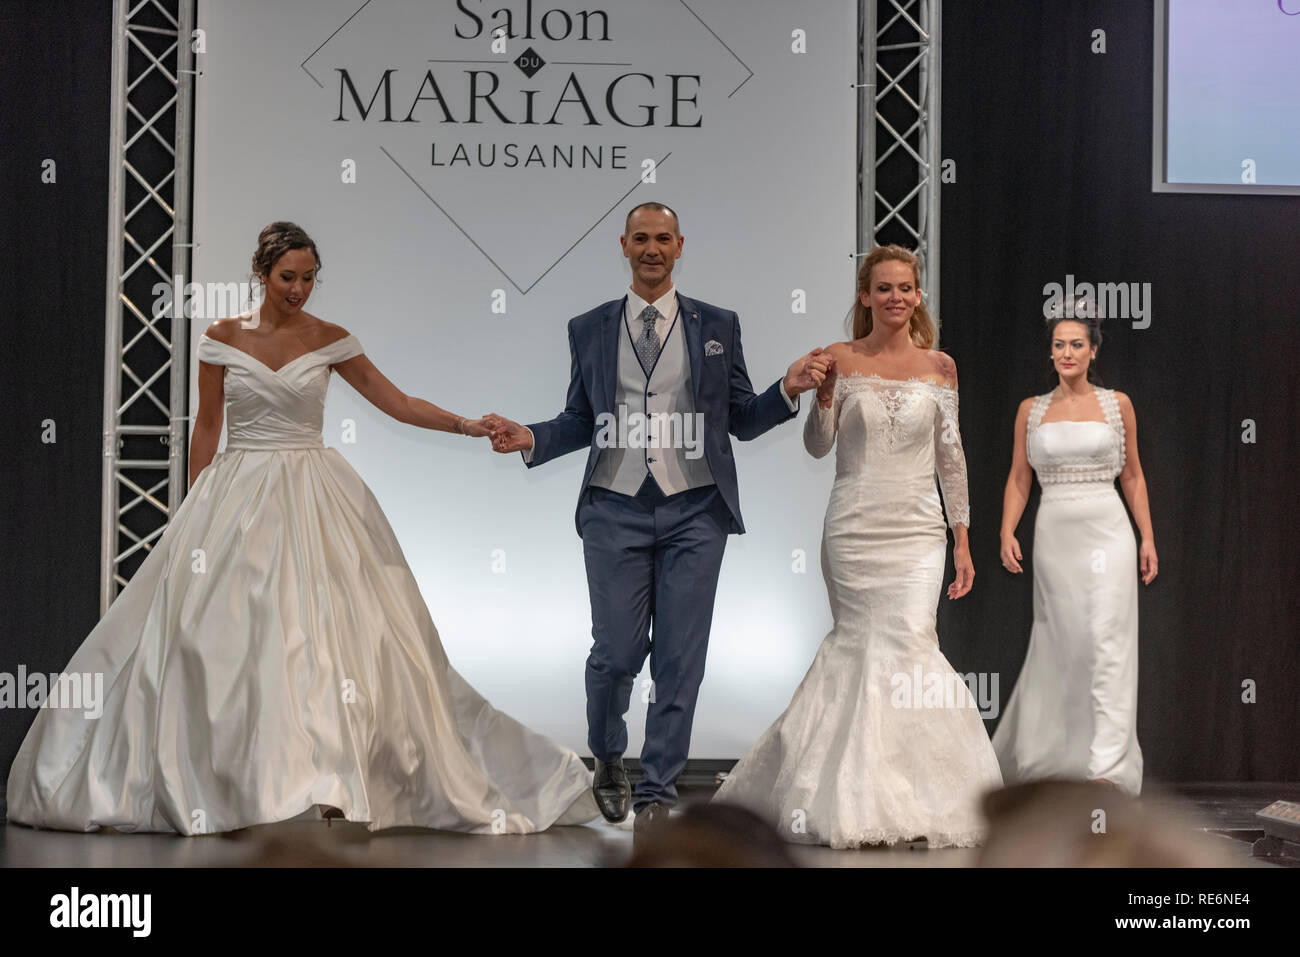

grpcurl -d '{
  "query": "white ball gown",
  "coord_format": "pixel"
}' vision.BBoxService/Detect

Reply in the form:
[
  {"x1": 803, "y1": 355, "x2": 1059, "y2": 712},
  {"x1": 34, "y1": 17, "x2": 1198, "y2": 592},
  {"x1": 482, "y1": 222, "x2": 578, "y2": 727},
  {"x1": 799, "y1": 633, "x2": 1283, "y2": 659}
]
[
  {"x1": 991, "y1": 387, "x2": 1142, "y2": 795},
  {"x1": 5, "y1": 329, "x2": 599, "y2": 834},
  {"x1": 713, "y1": 372, "x2": 1003, "y2": 848}
]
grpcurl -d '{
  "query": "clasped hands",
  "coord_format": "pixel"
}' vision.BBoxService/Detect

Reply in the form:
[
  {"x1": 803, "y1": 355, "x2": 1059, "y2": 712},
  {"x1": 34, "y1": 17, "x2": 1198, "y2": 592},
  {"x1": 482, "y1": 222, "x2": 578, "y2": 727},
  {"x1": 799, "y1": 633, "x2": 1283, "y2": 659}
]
[
  {"x1": 471, "y1": 348, "x2": 835, "y2": 455},
  {"x1": 448, "y1": 414, "x2": 530, "y2": 451},
  {"x1": 784, "y1": 347, "x2": 835, "y2": 402}
]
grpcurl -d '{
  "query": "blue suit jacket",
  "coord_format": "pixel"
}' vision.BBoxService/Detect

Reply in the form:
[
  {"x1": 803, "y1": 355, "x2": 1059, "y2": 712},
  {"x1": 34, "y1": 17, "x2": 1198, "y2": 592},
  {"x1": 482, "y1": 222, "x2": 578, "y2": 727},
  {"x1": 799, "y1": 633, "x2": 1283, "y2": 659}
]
[{"x1": 526, "y1": 293, "x2": 798, "y2": 536}]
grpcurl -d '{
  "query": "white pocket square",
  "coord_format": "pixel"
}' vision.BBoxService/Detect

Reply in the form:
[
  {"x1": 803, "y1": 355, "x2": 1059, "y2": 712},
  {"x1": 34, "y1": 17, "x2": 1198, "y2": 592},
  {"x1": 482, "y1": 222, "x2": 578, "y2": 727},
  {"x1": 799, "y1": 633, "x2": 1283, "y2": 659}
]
[{"x1": 705, "y1": 339, "x2": 724, "y2": 357}]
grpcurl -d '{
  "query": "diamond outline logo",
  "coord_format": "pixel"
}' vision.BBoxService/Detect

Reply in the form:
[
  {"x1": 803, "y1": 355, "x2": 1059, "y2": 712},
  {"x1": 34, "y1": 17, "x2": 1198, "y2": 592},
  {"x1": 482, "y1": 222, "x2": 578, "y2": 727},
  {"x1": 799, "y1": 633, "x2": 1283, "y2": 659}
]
[{"x1": 299, "y1": 1, "x2": 754, "y2": 295}]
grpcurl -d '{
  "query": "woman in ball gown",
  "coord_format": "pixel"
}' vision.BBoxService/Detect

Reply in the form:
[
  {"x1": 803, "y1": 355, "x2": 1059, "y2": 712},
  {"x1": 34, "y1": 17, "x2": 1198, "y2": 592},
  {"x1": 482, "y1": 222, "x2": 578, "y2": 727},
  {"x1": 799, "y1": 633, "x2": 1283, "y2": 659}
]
[
  {"x1": 993, "y1": 297, "x2": 1155, "y2": 796},
  {"x1": 713, "y1": 245, "x2": 1002, "y2": 849},
  {"x1": 6, "y1": 222, "x2": 599, "y2": 835}
]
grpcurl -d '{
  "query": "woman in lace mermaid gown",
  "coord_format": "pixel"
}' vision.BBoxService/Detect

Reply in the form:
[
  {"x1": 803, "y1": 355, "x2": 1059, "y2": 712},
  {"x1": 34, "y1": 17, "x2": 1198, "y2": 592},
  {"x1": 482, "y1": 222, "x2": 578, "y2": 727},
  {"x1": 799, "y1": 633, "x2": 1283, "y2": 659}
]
[
  {"x1": 713, "y1": 246, "x2": 1002, "y2": 848},
  {"x1": 6, "y1": 222, "x2": 598, "y2": 834},
  {"x1": 994, "y1": 303, "x2": 1156, "y2": 796}
]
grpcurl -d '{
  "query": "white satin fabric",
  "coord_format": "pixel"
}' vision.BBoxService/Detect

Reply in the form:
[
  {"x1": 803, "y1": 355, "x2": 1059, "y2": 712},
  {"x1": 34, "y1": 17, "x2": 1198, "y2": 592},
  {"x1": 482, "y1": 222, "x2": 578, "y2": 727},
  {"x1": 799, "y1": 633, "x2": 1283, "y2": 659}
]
[
  {"x1": 992, "y1": 388, "x2": 1142, "y2": 795},
  {"x1": 6, "y1": 332, "x2": 598, "y2": 834},
  {"x1": 714, "y1": 374, "x2": 1002, "y2": 848}
]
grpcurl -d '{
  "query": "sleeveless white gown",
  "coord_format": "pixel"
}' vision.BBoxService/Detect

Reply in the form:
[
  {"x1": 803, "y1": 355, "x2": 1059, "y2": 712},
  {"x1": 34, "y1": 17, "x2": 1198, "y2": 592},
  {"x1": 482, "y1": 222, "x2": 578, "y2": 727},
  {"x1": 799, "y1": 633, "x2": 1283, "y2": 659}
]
[
  {"x1": 713, "y1": 373, "x2": 1003, "y2": 848},
  {"x1": 5, "y1": 331, "x2": 598, "y2": 834},
  {"x1": 991, "y1": 387, "x2": 1143, "y2": 795}
]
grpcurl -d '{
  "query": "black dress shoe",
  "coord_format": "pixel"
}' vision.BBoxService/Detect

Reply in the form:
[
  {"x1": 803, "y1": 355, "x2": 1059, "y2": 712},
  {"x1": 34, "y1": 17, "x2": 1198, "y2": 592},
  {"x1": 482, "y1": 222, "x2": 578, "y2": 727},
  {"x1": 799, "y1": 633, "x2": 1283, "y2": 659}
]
[
  {"x1": 633, "y1": 801, "x2": 670, "y2": 837},
  {"x1": 592, "y1": 758, "x2": 631, "y2": 823}
]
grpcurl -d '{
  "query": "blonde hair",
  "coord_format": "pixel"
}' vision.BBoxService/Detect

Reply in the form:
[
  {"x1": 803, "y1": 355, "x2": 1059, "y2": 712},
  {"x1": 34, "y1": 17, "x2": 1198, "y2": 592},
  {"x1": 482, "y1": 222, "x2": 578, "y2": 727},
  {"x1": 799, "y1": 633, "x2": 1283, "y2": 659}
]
[{"x1": 851, "y1": 244, "x2": 936, "y2": 348}]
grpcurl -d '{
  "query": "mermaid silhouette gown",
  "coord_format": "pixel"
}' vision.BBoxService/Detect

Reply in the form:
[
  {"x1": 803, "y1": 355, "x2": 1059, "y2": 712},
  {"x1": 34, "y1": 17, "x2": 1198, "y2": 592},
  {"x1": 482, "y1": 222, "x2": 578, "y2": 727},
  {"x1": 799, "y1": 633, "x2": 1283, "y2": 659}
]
[
  {"x1": 991, "y1": 388, "x2": 1142, "y2": 795},
  {"x1": 713, "y1": 373, "x2": 1003, "y2": 848},
  {"x1": 6, "y1": 330, "x2": 598, "y2": 834}
]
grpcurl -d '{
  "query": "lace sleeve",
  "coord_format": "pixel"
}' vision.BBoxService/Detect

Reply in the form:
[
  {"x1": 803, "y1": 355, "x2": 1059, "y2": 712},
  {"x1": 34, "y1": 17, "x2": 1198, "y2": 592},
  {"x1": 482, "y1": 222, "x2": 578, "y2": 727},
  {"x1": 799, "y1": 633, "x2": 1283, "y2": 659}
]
[
  {"x1": 932, "y1": 386, "x2": 970, "y2": 529},
  {"x1": 803, "y1": 383, "x2": 839, "y2": 459}
]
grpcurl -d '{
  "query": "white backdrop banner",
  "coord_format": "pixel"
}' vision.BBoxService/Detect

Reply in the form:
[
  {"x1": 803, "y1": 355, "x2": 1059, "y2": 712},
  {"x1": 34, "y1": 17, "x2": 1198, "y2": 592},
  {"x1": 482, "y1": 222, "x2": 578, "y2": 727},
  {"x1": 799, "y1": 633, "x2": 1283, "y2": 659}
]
[{"x1": 190, "y1": 0, "x2": 857, "y2": 757}]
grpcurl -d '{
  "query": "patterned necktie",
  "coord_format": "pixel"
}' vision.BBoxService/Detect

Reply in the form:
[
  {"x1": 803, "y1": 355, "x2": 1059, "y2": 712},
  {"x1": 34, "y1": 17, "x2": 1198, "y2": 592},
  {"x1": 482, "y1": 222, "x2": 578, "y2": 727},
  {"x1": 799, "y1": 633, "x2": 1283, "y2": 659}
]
[{"x1": 635, "y1": 305, "x2": 662, "y2": 374}]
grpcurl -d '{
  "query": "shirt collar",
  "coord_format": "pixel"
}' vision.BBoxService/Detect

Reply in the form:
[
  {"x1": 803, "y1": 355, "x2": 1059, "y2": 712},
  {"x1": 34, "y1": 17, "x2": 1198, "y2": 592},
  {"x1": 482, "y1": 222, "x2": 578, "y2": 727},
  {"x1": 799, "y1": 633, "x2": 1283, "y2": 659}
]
[{"x1": 626, "y1": 284, "x2": 677, "y2": 322}]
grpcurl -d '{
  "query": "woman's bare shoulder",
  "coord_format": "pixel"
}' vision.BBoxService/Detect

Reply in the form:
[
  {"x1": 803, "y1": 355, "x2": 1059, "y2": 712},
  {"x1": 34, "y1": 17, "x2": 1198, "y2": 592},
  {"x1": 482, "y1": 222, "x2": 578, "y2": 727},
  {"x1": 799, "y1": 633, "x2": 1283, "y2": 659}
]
[
  {"x1": 310, "y1": 316, "x2": 350, "y2": 346},
  {"x1": 926, "y1": 348, "x2": 957, "y2": 384},
  {"x1": 203, "y1": 317, "x2": 243, "y2": 344}
]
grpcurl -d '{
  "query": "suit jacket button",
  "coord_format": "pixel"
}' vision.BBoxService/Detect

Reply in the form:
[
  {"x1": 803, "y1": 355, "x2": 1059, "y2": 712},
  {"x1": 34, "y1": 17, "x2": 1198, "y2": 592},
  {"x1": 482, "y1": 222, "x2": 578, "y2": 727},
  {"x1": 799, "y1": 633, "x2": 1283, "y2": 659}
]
[{"x1": 647, "y1": 457, "x2": 656, "y2": 463}]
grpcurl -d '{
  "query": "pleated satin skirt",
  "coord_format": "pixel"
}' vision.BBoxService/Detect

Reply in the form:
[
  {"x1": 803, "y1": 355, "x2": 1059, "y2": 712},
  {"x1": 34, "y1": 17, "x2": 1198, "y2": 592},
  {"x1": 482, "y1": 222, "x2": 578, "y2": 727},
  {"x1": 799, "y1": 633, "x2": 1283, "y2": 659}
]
[{"x1": 6, "y1": 446, "x2": 597, "y2": 834}]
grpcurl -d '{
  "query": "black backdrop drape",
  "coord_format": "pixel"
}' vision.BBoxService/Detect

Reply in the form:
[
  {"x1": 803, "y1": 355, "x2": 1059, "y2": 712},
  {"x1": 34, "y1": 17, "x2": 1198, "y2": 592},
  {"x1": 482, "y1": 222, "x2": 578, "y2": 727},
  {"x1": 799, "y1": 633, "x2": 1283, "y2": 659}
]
[
  {"x1": 0, "y1": 0, "x2": 112, "y2": 819},
  {"x1": 936, "y1": 0, "x2": 1298, "y2": 783},
  {"x1": 1, "y1": 2, "x2": 1295, "y2": 821}
]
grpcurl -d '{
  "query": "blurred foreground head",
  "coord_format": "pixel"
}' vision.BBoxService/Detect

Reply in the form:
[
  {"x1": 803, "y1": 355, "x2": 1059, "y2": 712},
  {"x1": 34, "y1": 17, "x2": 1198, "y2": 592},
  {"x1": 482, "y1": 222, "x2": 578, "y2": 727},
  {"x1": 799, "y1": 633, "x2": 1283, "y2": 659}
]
[
  {"x1": 626, "y1": 802, "x2": 798, "y2": 868},
  {"x1": 978, "y1": 781, "x2": 1233, "y2": 867}
]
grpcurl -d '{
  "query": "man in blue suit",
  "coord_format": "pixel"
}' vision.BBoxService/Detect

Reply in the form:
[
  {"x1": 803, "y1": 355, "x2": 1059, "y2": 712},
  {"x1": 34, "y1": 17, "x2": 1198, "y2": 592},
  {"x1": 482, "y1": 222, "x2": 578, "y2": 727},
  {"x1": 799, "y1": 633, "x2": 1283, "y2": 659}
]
[{"x1": 485, "y1": 203, "x2": 830, "y2": 835}]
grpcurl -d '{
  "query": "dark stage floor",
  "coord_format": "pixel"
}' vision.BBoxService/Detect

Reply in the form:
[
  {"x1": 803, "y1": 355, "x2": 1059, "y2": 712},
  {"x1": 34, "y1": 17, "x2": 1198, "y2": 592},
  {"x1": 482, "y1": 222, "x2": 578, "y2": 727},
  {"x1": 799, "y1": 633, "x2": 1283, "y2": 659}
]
[{"x1": 2, "y1": 782, "x2": 1294, "y2": 868}]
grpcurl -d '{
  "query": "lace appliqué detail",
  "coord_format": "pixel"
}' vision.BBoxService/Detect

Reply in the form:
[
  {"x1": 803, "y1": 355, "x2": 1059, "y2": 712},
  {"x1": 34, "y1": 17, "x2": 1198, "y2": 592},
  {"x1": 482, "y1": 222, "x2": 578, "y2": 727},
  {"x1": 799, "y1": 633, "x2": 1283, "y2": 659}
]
[
  {"x1": 869, "y1": 385, "x2": 928, "y2": 450},
  {"x1": 1097, "y1": 387, "x2": 1127, "y2": 473},
  {"x1": 1028, "y1": 388, "x2": 1125, "y2": 484},
  {"x1": 806, "y1": 372, "x2": 969, "y2": 529},
  {"x1": 1027, "y1": 393, "x2": 1050, "y2": 433},
  {"x1": 929, "y1": 385, "x2": 970, "y2": 528},
  {"x1": 803, "y1": 386, "x2": 840, "y2": 460},
  {"x1": 835, "y1": 371, "x2": 954, "y2": 390}
]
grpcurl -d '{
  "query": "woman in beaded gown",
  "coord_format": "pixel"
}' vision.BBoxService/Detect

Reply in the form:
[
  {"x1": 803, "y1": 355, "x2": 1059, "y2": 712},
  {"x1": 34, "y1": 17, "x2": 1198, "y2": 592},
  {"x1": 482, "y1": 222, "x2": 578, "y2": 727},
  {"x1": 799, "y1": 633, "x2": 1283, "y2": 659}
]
[
  {"x1": 713, "y1": 246, "x2": 1002, "y2": 849},
  {"x1": 993, "y1": 298, "x2": 1156, "y2": 796},
  {"x1": 6, "y1": 222, "x2": 599, "y2": 835}
]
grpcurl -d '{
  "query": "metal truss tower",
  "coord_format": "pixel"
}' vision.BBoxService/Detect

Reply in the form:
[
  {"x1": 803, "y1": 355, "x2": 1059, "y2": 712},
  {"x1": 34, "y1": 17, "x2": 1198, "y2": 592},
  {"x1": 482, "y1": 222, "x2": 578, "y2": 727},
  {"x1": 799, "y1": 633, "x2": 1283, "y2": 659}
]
[
  {"x1": 859, "y1": 0, "x2": 942, "y2": 324},
  {"x1": 101, "y1": 0, "x2": 197, "y2": 611}
]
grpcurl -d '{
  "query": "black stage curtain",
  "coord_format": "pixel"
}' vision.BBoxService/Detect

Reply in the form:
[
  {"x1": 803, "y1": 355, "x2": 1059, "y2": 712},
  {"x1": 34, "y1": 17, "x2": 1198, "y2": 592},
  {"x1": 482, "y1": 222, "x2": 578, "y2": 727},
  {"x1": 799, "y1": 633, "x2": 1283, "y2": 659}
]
[
  {"x1": 936, "y1": 0, "x2": 1298, "y2": 783},
  {"x1": 0, "y1": 0, "x2": 111, "y2": 816}
]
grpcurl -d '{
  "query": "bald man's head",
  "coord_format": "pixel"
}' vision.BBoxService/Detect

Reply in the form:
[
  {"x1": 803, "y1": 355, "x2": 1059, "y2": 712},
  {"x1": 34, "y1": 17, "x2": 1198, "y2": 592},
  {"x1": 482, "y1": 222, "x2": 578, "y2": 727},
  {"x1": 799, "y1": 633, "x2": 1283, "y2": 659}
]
[{"x1": 624, "y1": 202, "x2": 680, "y2": 237}]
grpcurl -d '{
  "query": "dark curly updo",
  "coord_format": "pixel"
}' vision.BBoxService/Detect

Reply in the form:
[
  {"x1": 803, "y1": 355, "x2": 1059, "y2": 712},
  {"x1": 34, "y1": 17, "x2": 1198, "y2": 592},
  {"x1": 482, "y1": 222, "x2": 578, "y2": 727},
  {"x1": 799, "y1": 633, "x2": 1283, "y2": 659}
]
[
  {"x1": 250, "y1": 221, "x2": 321, "y2": 291},
  {"x1": 1043, "y1": 293, "x2": 1103, "y2": 386}
]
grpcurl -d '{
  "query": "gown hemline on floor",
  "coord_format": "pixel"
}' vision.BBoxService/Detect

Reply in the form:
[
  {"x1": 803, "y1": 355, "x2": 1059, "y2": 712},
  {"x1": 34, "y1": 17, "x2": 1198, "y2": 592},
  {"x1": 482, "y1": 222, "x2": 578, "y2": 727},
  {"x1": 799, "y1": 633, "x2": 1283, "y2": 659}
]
[
  {"x1": 6, "y1": 328, "x2": 599, "y2": 836},
  {"x1": 712, "y1": 373, "x2": 1003, "y2": 850},
  {"x1": 991, "y1": 388, "x2": 1143, "y2": 797}
]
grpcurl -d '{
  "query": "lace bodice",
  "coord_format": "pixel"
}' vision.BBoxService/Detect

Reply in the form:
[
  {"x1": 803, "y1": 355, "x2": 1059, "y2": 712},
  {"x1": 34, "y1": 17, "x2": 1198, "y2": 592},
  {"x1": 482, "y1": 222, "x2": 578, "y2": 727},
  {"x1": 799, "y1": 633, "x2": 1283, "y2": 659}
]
[
  {"x1": 804, "y1": 372, "x2": 970, "y2": 528},
  {"x1": 196, "y1": 333, "x2": 363, "y2": 450},
  {"x1": 1026, "y1": 387, "x2": 1125, "y2": 486}
]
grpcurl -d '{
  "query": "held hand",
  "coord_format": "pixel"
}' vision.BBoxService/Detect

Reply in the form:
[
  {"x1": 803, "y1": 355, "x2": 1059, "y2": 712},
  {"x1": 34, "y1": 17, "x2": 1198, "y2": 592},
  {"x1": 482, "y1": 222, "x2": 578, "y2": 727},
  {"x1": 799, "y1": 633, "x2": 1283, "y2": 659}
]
[
  {"x1": 948, "y1": 546, "x2": 974, "y2": 599},
  {"x1": 484, "y1": 413, "x2": 533, "y2": 454},
  {"x1": 1139, "y1": 540, "x2": 1158, "y2": 585},
  {"x1": 783, "y1": 348, "x2": 834, "y2": 398},
  {"x1": 816, "y1": 354, "x2": 838, "y2": 409},
  {"x1": 1000, "y1": 535, "x2": 1023, "y2": 574},
  {"x1": 459, "y1": 417, "x2": 492, "y2": 439}
]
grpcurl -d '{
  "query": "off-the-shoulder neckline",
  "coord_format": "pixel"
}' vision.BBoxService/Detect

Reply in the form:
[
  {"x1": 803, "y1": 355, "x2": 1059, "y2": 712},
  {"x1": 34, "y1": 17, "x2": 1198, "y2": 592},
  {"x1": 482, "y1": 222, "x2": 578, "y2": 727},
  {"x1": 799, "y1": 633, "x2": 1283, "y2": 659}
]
[
  {"x1": 199, "y1": 333, "x2": 356, "y2": 375},
  {"x1": 837, "y1": 370, "x2": 957, "y2": 391}
]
